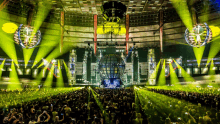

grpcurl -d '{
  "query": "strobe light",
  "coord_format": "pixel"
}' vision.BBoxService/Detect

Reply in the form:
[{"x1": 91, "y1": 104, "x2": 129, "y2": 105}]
[
  {"x1": 14, "y1": 24, "x2": 41, "y2": 49},
  {"x1": 101, "y1": 1, "x2": 127, "y2": 22}
]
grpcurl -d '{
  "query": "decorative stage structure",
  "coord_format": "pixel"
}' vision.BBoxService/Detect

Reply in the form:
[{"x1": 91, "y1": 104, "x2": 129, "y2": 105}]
[
  {"x1": 14, "y1": 24, "x2": 41, "y2": 49},
  {"x1": 99, "y1": 54, "x2": 125, "y2": 88},
  {"x1": 185, "y1": 23, "x2": 212, "y2": 47},
  {"x1": 148, "y1": 49, "x2": 156, "y2": 85},
  {"x1": 68, "y1": 50, "x2": 76, "y2": 84}
]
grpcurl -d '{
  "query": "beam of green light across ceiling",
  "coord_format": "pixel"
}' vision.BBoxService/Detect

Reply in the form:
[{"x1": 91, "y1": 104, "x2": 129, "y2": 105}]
[
  {"x1": 170, "y1": 0, "x2": 193, "y2": 31},
  {"x1": 32, "y1": 29, "x2": 60, "y2": 68},
  {"x1": 45, "y1": 42, "x2": 76, "y2": 62},
  {"x1": 8, "y1": 61, "x2": 22, "y2": 90},
  {"x1": 29, "y1": 1, "x2": 52, "y2": 44}
]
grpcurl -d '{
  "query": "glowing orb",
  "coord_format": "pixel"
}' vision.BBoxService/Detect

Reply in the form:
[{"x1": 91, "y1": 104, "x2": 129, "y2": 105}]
[
  {"x1": 2, "y1": 23, "x2": 18, "y2": 33},
  {"x1": 185, "y1": 23, "x2": 212, "y2": 47},
  {"x1": 14, "y1": 24, "x2": 41, "y2": 49}
]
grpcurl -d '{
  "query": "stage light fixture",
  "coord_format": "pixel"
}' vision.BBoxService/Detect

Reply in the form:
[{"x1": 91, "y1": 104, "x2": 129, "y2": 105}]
[{"x1": 2, "y1": 23, "x2": 18, "y2": 33}]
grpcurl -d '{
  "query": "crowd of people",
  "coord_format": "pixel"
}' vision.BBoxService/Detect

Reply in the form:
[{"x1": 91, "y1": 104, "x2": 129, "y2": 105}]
[
  {"x1": 0, "y1": 88, "x2": 147, "y2": 124},
  {"x1": 0, "y1": 87, "x2": 219, "y2": 124},
  {"x1": 148, "y1": 88, "x2": 220, "y2": 110},
  {"x1": 144, "y1": 87, "x2": 220, "y2": 124}
]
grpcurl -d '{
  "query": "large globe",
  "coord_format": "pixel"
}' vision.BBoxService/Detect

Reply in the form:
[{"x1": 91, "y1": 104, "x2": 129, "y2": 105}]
[
  {"x1": 185, "y1": 23, "x2": 212, "y2": 47},
  {"x1": 14, "y1": 24, "x2": 41, "y2": 49},
  {"x1": 99, "y1": 54, "x2": 125, "y2": 79}
]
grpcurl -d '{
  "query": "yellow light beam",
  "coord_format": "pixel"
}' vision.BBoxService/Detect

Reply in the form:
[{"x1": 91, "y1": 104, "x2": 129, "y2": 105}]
[
  {"x1": 29, "y1": 1, "x2": 52, "y2": 44},
  {"x1": 32, "y1": 36, "x2": 60, "y2": 68},
  {"x1": 23, "y1": 48, "x2": 35, "y2": 68},
  {"x1": 44, "y1": 63, "x2": 55, "y2": 87},
  {"x1": 193, "y1": 46, "x2": 205, "y2": 67},
  {"x1": 147, "y1": 60, "x2": 161, "y2": 85},
  {"x1": 45, "y1": 42, "x2": 75, "y2": 62},
  {"x1": 34, "y1": 62, "x2": 50, "y2": 85},
  {"x1": 170, "y1": 0, "x2": 193, "y2": 31},
  {"x1": 169, "y1": 62, "x2": 180, "y2": 86},
  {"x1": 0, "y1": 59, "x2": 5, "y2": 80},
  {"x1": 8, "y1": 61, "x2": 22, "y2": 90},
  {"x1": 63, "y1": 60, "x2": 70, "y2": 78},
  {"x1": 174, "y1": 60, "x2": 195, "y2": 82},
  {"x1": 206, "y1": 38, "x2": 220, "y2": 65},
  {"x1": 0, "y1": 10, "x2": 19, "y2": 66},
  {"x1": 208, "y1": 59, "x2": 215, "y2": 81},
  {"x1": 158, "y1": 59, "x2": 166, "y2": 86},
  {"x1": 57, "y1": 60, "x2": 64, "y2": 87}
]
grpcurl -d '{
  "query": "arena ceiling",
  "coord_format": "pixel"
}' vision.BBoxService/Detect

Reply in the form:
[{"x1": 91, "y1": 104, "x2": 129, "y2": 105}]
[{"x1": 2, "y1": 0, "x2": 220, "y2": 48}]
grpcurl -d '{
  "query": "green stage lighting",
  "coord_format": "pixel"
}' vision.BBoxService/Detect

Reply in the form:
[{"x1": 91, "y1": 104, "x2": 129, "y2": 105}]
[
  {"x1": 57, "y1": 60, "x2": 64, "y2": 87},
  {"x1": 32, "y1": 34, "x2": 60, "y2": 68},
  {"x1": 63, "y1": 60, "x2": 69, "y2": 78},
  {"x1": 45, "y1": 42, "x2": 75, "y2": 62},
  {"x1": 0, "y1": 12, "x2": 19, "y2": 66},
  {"x1": 193, "y1": 46, "x2": 205, "y2": 67},
  {"x1": 170, "y1": 0, "x2": 193, "y2": 31},
  {"x1": 206, "y1": 39, "x2": 220, "y2": 65},
  {"x1": 174, "y1": 60, "x2": 195, "y2": 82},
  {"x1": 34, "y1": 62, "x2": 50, "y2": 85},
  {"x1": 158, "y1": 60, "x2": 166, "y2": 86},
  {"x1": 8, "y1": 61, "x2": 22, "y2": 90},
  {"x1": 147, "y1": 60, "x2": 161, "y2": 85},
  {"x1": 169, "y1": 62, "x2": 180, "y2": 86},
  {"x1": 29, "y1": 1, "x2": 52, "y2": 44},
  {"x1": 0, "y1": 59, "x2": 5, "y2": 80},
  {"x1": 208, "y1": 59, "x2": 215, "y2": 81},
  {"x1": 23, "y1": 48, "x2": 35, "y2": 68},
  {"x1": 44, "y1": 63, "x2": 55, "y2": 87}
]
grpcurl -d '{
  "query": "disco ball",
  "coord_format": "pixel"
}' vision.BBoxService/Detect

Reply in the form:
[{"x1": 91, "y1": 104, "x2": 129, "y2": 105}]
[
  {"x1": 14, "y1": 24, "x2": 41, "y2": 49},
  {"x1": 99, "y1": 54, "x2": 125, "y2": 79},
  {"x1": 185, "y1": 23, "x2": 212, "y2": 47}
]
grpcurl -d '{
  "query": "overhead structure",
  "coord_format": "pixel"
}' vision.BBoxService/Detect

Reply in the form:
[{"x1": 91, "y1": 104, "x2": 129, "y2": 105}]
[{"x1": 101, "y1": 1, "x2": 127, "y2": 22}]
